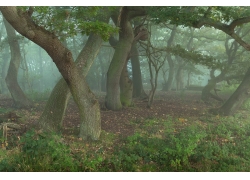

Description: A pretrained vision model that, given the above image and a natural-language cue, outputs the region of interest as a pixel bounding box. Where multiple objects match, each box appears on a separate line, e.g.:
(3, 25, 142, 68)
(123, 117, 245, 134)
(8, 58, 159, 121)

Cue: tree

(3, 17, 33, 108)
(105, 7, 146, 110)
(147, 6, 250, 115)
(38, 33, 103, 132)
(0, 6, 116, 140)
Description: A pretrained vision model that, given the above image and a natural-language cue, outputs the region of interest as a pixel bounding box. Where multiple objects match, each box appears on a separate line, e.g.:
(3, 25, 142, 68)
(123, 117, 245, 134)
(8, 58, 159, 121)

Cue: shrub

(0, 130, 77, 172)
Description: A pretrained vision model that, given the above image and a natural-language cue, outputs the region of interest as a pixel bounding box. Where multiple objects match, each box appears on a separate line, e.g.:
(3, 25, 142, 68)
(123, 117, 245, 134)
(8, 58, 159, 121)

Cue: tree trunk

(218, 67, 250, 115)
(1, 7, 101, 140)
(131, 43, 147, 98)
(3, 17, 33, 108)
(105, 7, 134, 110)
(176, 66, 184, 91)
(0, 51, 9, 94)
(38, 33, 102, 132)
(120, 59, 133, 106)
(38, 47, 44, 91)
(163, 54, 175, 91)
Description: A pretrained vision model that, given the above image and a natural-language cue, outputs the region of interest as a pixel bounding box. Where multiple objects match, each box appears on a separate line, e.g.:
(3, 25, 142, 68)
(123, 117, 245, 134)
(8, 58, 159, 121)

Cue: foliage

(0, 130, 77, 171)
(18, 6, 119, 41)
(2, 114, 250, 171)
(147, 6, 250, 27)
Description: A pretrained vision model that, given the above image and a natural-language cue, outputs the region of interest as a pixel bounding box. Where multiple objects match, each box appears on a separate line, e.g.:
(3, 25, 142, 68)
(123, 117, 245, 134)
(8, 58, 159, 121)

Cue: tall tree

(3, 17, 33, 108)
(105, 7, 146, 110)
(38, 33, 103, 132)
(0, 6, 116, 140)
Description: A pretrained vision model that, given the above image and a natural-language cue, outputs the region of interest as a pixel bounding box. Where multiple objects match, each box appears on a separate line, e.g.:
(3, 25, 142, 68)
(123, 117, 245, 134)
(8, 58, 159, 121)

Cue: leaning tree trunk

(131, 42, 147, 98)
(218, 67, 250, 115)
(105, 7, 134, 111)
(201, 69, 225, 103)
(1, 7, 101, 140)
(120, 59, 133, 106)
(3, 17, 33, 108)
(38, 34, 102, 132)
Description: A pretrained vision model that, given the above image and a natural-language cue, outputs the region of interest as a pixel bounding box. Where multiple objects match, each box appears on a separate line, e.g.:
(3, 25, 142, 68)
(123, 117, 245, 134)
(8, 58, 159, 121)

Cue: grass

(1, 111, 250, 172)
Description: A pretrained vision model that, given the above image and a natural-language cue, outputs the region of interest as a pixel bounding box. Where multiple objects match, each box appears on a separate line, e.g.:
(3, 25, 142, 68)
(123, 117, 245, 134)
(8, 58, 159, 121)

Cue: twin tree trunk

(105, 7, 134, 110)
(1, 7, 101, 140)
(38, 34, 103, 132)
(3, 17, 33, 108)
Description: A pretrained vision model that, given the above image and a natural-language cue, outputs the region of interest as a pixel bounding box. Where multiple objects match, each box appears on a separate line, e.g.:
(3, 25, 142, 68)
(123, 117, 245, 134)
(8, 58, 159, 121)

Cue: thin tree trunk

(163, 54, 175, 91)
(0, 51, 9, 94)
(162, 26, 176, 91)
(3, 17, 33, 108)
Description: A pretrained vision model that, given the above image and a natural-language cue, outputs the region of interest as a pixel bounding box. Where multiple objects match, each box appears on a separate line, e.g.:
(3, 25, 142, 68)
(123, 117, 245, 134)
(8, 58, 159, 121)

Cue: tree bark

(217, 67, 250, 115)
(105, 7, 134, 110)
(3, 17, 33, 108)
(38, 33, 102, 132)
(1, 7, 101, 140)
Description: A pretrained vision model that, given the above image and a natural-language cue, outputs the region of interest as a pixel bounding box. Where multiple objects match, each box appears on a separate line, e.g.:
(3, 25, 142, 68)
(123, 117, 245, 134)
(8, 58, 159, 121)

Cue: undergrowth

(1, 113, 250, 171)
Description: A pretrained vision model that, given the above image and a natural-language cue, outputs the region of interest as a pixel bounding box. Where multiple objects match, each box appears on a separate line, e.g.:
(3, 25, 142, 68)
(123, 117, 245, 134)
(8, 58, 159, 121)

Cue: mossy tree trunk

(105, 7, 135, 110)
(1, 7, 101, 140)
(38, 33, 103, 132)
(3, 17, 33, 108)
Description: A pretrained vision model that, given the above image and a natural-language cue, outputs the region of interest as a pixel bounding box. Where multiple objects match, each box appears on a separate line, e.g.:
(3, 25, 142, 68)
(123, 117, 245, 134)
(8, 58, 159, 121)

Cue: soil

(0, 90, 227, 138)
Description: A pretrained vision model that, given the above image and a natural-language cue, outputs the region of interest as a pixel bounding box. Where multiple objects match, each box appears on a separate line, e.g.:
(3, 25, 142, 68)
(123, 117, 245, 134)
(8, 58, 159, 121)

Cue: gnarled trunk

(3, 17, 33, 108)
(38, 34, 102, 132)
(1, 7, 101, 140)
(218, 67, 250, 115)
(105, 7, 134, 110)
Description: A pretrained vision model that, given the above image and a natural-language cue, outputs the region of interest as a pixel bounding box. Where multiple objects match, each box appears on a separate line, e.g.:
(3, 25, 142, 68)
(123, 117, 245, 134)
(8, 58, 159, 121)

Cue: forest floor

(2, 89, 250, 171)
(0, 90, 229, 138)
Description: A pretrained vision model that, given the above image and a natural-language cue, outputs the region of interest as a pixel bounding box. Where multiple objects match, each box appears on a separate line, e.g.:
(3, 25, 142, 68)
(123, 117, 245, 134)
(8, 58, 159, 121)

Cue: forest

(0, 6, 250, 172)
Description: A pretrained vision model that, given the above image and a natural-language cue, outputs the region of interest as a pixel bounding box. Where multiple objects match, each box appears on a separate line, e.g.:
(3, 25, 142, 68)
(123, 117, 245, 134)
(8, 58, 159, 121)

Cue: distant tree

(3, 17, 33, 108)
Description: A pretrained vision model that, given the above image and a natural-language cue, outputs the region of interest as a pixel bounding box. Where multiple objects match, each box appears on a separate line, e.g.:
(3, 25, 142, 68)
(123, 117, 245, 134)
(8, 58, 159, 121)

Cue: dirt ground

(0, 90, 228, 139)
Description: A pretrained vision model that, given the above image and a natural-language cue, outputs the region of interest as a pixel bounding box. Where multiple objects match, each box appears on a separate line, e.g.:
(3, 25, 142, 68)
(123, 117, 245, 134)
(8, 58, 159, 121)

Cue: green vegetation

(1, 113, 250, 172)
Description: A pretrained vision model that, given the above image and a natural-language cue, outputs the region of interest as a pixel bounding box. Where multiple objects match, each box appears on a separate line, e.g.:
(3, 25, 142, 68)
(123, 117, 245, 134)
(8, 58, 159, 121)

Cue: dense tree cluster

(0, 6, 250, 140)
